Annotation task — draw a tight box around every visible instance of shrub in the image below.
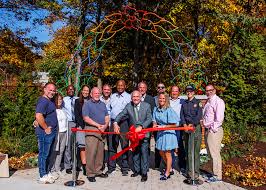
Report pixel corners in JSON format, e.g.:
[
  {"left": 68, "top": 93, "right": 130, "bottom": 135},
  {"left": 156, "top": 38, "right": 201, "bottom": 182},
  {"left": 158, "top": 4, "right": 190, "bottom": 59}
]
[{"left": 0, "top": 73, "right": 40, "bottom": 157}]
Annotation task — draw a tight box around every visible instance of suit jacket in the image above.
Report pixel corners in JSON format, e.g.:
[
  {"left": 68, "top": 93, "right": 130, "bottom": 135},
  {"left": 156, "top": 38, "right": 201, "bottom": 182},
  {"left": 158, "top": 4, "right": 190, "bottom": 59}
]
[
  {"left": 144, "top": 94, "right": 156, "bottom": 112},
  {"left": 74, "top": 98, "right": 85, "bottom": 128},
  {"left": 114, "top": 101, "right": 152, "bottom": 138}
]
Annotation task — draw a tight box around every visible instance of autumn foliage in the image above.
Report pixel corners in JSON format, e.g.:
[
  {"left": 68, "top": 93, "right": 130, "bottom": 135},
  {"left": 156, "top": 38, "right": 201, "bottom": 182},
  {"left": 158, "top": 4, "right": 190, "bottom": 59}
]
[{"left": 224, "top": 155, "right": 266, "bottom": 187}]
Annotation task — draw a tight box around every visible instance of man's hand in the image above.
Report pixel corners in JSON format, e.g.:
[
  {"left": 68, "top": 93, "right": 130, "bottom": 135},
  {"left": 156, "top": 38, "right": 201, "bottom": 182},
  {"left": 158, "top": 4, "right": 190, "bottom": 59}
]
[
  {"left": 135, "top": 126, "right": 143, "bottom": 133},
  {"left": 114, "top": 123, "right": 120, "bottom": 134},
  {"left": 153, "top": 124, "right": 164, "bottom": 128},
  {"left": 185, "top": 124, "right": 194, "bottom": 133},
  {"left": 44, "top": 126, "right": 52, "bottom": 134},
  {"left": 98, "top": 125, "right": 106, "bottom": 132},
  {"left": 33, "top": 120, "right": 39, "bottom": 128}
]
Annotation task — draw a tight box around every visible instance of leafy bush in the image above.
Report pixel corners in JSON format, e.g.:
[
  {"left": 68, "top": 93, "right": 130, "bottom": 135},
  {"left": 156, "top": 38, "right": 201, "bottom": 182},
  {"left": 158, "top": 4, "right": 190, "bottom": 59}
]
[
  {"left": 219, "top": 32, "right": 265, "bottom": 160},
  {"left": 0, "top": 73, "right": 40, "bottom": 157},
  {"left": 0, "top": 135, "right": 38, "bottom": 157}
]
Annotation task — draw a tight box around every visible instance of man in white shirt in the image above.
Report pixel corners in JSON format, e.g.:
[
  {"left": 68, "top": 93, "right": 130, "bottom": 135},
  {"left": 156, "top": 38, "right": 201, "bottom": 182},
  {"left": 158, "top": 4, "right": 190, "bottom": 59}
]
[
  {"left": 169, "top": 86, "right": 186, "bottom": 174},
  {"left": 100, "top": 84, "right": 112, "bottom": 115},
  {"left": 107, "top": 80, "right": 131, "bottom": 176},
  {"left": 100, "top": 84, "right": 112, "bottom": 170}
]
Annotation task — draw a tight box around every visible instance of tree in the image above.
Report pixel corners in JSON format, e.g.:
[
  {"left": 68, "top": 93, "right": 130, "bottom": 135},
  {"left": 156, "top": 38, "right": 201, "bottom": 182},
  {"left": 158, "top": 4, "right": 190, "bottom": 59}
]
[{"left": 0, "top": 28, "right": 40, "bottom": 84}]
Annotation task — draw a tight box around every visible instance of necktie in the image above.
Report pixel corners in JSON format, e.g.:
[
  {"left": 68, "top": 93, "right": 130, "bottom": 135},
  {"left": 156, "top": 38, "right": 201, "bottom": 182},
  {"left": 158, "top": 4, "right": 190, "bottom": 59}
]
[
  {"left": 134, "top": 105, "right": 139, "bottom": 121},
  {"left": 71, "top": 97, "right": 75, "bottom": 121}
]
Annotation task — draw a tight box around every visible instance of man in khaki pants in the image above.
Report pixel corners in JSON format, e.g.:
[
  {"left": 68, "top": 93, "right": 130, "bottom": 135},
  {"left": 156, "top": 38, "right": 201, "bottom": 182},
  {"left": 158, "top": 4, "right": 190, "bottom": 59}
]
[
  {"left": 203, "top": 84, "right": 225, "bottom": 183},
  {"left": 83, "top": 87, "right": 110, "bottom": 182}
]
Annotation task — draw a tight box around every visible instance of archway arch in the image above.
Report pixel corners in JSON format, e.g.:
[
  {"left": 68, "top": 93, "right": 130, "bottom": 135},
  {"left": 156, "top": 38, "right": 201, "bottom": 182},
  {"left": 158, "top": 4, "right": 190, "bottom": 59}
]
[{"left": 57, "top": 5, "right": 206, "bottom": 94}]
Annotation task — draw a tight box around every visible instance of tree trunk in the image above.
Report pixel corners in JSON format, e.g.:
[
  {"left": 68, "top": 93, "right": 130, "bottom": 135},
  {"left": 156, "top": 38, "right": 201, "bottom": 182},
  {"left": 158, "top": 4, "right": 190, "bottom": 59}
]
[
  {"left": 74, "top": 0, "right": 87, "bottom": 95},
  {"left": 74, "top": 34, "right": 83, "bottom": 95},
  {"left": 96, "top": 1, "right": 102, "bottom": 89}
]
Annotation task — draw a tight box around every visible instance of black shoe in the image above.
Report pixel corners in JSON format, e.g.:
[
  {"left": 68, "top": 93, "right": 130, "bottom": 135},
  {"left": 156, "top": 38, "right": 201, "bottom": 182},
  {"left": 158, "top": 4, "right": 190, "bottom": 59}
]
[
  {"left": 160, "top": 174, "right": 170, "bottom": 180},
  {"left": 160, "top": 169, "right": 174, "bottom": 176},
  {"left": 122, "top": 171, "right": 128, "bottom": 176},
  {"left": 66, "top": 169, "right": 72, "bottom": 174},
  {"left": 76, "top": 167, "right": 82, "bottom": 172},
  {"left": 95, "top": 173, "right": 108, "bottom": 178},
  {"left": 170, "top": 170, "right": 174, "bottom": 175},
  {"left": 87, "top": 177, "right": 96, "bottom": 182},
  {"left": 105, "top": 169, "right": 115, "bottom": 175},
  {"left": 141, "top": 174, "right": 148, "bottom": 182},
  {"left": 131, "top": 172, "right": 140, "bottom": 177}
]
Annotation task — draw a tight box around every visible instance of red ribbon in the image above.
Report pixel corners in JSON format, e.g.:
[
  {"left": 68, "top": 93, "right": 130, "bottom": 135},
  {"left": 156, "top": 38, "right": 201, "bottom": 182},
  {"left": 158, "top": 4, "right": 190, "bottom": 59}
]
[{"left": 71, "top": 126, "right": 195, "bottom": 160}]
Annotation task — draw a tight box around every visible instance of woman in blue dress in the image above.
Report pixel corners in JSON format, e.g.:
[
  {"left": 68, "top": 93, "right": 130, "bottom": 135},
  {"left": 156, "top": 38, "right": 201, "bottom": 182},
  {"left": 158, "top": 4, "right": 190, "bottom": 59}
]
[{"left": 153, "top": 93, "right": 179, "bottom": 180}]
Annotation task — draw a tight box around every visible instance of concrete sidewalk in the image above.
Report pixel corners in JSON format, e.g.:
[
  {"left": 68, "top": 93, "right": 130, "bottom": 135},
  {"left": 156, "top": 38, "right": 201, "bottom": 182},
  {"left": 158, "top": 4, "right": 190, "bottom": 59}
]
[{"left": 0, "top": 167, "right": 245, "bottom": 190}]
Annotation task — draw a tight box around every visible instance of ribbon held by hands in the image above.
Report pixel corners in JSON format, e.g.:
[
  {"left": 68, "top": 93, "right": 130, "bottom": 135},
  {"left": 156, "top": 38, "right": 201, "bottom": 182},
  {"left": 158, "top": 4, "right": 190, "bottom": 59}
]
[
  {"left": 110, "top": 125, "right": 195, "bottom": 160},
  {"left": 71, "top": 125, "right": 195, "bottom": 161}
]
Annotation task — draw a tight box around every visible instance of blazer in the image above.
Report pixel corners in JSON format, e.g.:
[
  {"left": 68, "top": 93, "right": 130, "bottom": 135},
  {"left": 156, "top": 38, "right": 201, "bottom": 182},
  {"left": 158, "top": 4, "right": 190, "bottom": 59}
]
[
  {"left": 144, "top": 94, "right": 156, "bottom": 112},
  {"left": 114, "top": 101, "right": 152, "bottom": 138},
  {"left": 74, "top": 98, "right": 85, "bottom": 129}
]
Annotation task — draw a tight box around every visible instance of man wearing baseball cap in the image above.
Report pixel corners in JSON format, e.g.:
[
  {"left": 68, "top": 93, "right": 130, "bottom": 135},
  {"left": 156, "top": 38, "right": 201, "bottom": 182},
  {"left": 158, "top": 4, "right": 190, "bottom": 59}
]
[{"left": 180, "top": 85, "right": 203, "bottom": 182}]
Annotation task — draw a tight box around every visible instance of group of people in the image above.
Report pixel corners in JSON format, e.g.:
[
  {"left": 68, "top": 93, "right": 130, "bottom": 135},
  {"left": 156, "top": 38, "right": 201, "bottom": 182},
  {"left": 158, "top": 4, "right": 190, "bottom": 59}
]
[{"left": 34, "top": 80, "right": 225, "bottom": 185}]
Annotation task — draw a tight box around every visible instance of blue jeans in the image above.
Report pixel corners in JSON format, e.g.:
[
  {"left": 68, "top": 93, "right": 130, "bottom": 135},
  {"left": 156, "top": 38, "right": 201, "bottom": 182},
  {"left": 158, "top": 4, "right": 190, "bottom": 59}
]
[{"left": 37, "top": 132, "right": 56, "bottom": 177}]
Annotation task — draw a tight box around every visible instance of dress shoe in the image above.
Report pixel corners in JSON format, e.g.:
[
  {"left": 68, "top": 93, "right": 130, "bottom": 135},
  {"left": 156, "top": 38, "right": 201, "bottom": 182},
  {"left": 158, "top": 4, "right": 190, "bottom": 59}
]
[
  {"left": 95, "top": 173, "right": 108, "bottom": 178},
  {"left": 66, "top": 169, "right": 72, "bottom": 174},
  {"left": 141, "top": 174, "right": 148, "bottom": 182},
  {"left": 122, "top": 171, "right": 128, "bottom": 176},
  {"left": 87, "top": 177, "right": 96, "bottom": 182},
  {"left": 131, "top": 172, "right": 140, "bottom": 177},
  {"left": 105, "top": 169, "right": 115, "bottom": 175}
]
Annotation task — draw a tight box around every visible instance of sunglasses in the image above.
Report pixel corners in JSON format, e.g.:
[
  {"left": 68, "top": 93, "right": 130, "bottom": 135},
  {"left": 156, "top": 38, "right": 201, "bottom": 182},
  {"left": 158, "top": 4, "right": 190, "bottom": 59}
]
[{"left": 157, "top": 86, "right": 165, "bottom": 89}]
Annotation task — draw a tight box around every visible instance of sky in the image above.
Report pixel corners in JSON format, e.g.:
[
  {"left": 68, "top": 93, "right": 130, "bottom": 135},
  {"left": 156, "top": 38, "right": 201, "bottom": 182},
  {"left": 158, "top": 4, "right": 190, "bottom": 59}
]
[{"left": 0, "top": 8, "right": 65, "bottom": 43}]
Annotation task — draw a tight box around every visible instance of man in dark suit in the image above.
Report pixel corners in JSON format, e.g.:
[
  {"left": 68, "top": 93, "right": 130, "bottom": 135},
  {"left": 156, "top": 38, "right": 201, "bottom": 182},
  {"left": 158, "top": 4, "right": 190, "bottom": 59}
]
[
  {"left": 138, "top": 82, "right": 164, "bottom": 169},
  {"left": 138, "top": 82, "right": 155, "bottom": 111},
  {"left": 114, "top": 90, "right": 152, "bottom": 182},
  {"left": 138, "top": 81, "right": 160, "bottom": 168}
]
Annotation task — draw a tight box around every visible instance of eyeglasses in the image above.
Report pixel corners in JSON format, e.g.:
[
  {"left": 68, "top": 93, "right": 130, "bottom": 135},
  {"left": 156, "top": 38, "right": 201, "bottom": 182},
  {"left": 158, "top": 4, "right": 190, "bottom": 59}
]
[
  {"left": 206, "top": 89, "right": 214, "bottom": 92},
  {"left": 157, "top": 86, "right": 165, "bottom": 89}
]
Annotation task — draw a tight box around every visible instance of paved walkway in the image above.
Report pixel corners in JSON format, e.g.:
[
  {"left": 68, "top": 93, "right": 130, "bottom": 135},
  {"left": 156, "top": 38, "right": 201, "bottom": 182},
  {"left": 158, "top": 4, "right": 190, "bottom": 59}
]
[
  {"left": 0, "top": 139, "right": 245, "bottom": 190},
  {"left": 0, "top": 167, "right": 245, "bottom": 190}
]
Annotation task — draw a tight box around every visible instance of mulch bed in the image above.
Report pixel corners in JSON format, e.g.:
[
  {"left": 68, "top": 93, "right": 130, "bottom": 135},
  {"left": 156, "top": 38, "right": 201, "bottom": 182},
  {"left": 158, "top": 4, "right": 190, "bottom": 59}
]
[{"left": 201, "top": 141, "right": 266, "bottom": 190}]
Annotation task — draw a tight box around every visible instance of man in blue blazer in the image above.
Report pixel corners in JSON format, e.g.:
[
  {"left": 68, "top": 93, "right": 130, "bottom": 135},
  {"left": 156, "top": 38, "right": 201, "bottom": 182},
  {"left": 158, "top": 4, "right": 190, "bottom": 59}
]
[{"left": 114, "top": 90, "right": 152, "bottom": 182}]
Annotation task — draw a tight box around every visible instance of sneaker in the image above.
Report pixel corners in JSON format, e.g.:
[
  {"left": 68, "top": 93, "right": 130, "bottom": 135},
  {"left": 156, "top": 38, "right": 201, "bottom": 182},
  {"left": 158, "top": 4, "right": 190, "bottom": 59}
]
[
  {"left": 206, "top": 176, "right": 222, "bottom": 183},
  {"left": 38, "top": 175, "right": 55, "bottom": 184},
  {"left": 48, "top": 172, "right": 59, "bottom": 180},
  {"left": 57, "top": 171, "right": 64, "bottom": 177}
]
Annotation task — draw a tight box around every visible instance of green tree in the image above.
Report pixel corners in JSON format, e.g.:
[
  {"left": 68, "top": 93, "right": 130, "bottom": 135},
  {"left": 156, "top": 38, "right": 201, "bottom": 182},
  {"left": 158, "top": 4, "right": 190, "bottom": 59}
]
[{"left": 0, "top": 72, "right": 40, "bottom": 156}]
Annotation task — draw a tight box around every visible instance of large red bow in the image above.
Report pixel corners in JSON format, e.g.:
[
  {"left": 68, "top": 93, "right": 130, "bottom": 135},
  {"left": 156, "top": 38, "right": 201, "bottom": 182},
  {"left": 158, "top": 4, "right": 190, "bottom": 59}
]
[
  {"left": 72, "top": 126, "right": 195, "bottom": 160},
  {"left": 110, "top": 125, "right": 146, "bottom": 160}
]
